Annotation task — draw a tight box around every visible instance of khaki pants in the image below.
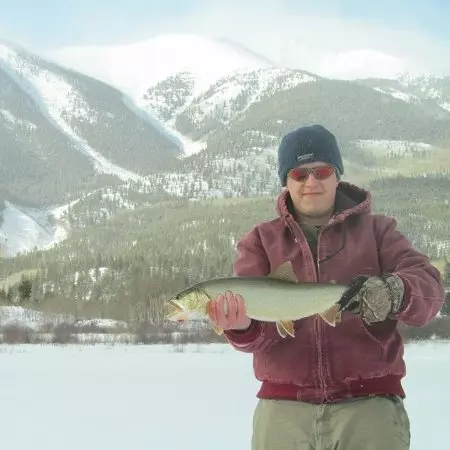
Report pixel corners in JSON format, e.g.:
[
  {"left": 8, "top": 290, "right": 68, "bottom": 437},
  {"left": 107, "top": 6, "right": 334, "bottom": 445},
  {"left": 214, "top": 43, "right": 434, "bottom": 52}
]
[{"left": 252, "top": 396, "right": 410, "bottom": 450}]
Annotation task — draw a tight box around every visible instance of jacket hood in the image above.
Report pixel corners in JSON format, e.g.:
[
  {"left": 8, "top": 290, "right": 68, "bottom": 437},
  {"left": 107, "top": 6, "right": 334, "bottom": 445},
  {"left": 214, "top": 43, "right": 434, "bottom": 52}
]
[{"left": 275, "top": 181, "right": 372, "bottom": 225}]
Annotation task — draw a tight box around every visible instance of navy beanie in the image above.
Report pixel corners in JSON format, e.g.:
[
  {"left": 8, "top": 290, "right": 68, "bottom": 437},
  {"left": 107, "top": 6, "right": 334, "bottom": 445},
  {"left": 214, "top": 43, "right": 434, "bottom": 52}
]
[{"left": 277, "top": 125, "right": 344, "bottom": 186}]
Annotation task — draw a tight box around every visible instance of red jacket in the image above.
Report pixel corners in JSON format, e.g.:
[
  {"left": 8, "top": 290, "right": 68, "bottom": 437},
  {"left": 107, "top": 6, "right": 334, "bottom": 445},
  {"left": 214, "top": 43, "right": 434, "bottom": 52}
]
[{"left": 224, "top": 182, "right": 445, "bottom": 404}]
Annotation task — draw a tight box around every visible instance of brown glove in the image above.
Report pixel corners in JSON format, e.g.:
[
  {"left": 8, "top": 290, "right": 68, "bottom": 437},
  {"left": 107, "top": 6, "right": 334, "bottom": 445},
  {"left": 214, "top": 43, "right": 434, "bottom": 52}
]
[{"left": 343, "top": 274, "right": 405, "bottom": 324}]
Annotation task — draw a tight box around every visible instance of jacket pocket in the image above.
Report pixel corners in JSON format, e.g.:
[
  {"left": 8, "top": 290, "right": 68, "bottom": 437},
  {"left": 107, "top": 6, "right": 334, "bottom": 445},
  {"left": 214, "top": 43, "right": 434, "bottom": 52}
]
[
  {"left": 357, "top": 317, "right": 398, "bottom": 348},
  {"left": 358, "top": 320, "right": 384, "bottom": 347},
  {"left": 256, "top": 321, "right": 315, "bottom": 385}
]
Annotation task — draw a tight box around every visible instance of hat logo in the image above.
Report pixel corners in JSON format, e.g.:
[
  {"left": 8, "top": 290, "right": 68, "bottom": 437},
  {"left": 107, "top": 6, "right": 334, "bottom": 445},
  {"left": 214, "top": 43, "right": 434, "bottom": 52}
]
[{"left": 297, "top": 152, "right": 314, "bottom": 162}]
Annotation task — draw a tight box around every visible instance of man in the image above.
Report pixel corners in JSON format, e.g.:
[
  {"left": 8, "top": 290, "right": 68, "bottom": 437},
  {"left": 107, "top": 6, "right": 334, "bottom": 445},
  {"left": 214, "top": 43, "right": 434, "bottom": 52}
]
[{"left": 207, "top": 125, "right": 445, "bottom": 450}]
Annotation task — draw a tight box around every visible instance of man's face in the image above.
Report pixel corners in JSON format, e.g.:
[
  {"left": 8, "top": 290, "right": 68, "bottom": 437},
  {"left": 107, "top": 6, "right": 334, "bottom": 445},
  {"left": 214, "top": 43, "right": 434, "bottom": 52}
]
[{"left": 286, "top": 161, "right": 339, "bottom": 220}]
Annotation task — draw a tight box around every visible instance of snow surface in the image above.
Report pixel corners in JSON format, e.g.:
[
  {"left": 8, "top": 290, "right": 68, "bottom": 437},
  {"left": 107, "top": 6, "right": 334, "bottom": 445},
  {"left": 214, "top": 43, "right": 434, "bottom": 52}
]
[
  {"left": 0, "top": 108, "right": 37, "bottom": 130},
  {"left": 0, "top": 201, "right": 69, "bottom": 257},
  {"left": 398, "top": 75, "right": 450, "bottom": 111},
  {"left": 0, "top": 198, "right": 87, "bottom": 258},
  {"left": 121, "top": 93, "right": 202, "bottom": 157},
  {"left": 0, "top": 341, "right": 447, "bottom": 449},
  {"left": 0, "top": 306, "right": 127, "bottom": 331},
  {"left": 0, "top": 306, "right": 72, "bottom": 330},
  {"left": 373, "top": 87, "right": 420, "bottom": 103},
  {"left": 355, "top": 139, "right": 436, "bottom": 155}
]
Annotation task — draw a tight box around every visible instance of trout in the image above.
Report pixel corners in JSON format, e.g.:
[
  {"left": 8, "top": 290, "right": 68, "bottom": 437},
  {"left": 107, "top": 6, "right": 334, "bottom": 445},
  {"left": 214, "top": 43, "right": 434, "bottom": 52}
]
[{"left": 165, "top": 261, "right": 366, "bottom": 338}]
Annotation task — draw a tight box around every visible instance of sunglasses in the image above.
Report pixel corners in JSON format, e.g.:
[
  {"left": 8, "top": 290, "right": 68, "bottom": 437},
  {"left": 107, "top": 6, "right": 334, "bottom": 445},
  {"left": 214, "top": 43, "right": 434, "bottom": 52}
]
[{"left": 287, "top": 165, "right": 335, "bottom": 182}]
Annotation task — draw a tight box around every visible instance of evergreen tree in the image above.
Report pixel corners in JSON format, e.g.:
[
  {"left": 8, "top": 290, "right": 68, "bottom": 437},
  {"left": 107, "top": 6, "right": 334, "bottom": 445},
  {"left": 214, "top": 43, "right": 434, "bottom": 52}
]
[{"left": 18, "top": 276, "right": 32, "bottom": 303}]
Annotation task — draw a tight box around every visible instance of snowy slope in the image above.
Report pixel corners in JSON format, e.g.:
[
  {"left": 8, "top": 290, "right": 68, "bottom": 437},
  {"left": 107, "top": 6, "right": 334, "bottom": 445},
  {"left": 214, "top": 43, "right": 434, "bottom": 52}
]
[
  {"left": 0, "top": 200, "right": 70, "bottom": 257},
  {"left": 141, "top": 67, "right": 316, "bottom": 128},
  {"left": 356, "top": 73, "right": 450, "bottom": 113},
  {"left": 0, "top": 42, "right": 146, "bottom": 183},
  {"left": 0, "top": 40, "right": 181, "bottom": 251},
  {"left": 137, "top": 66, "right": 317, "bottom": 157},
  {"left": 399, "top": 73, "right": 450, "bottom": 112}
]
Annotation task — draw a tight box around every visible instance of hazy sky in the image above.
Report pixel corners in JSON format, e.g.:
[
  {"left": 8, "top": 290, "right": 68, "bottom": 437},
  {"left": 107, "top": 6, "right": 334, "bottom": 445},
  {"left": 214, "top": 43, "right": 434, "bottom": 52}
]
[{"left": 1, "top": 0, "right": 449, "bottom": 76}]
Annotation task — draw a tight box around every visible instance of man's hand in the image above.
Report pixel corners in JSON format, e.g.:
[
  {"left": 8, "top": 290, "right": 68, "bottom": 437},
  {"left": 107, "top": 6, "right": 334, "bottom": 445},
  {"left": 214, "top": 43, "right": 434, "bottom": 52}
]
[
  {"left": 207, "top": 291, "right": 252, "bottom": 331},
  {"left": 344, "top": 274, "right": 405, "bottom": 324}
]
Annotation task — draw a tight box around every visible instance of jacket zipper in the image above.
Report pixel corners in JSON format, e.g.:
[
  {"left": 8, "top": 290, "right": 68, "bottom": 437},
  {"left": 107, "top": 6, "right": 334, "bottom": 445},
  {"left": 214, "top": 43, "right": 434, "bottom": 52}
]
[
  {"left": 289, "top": 218, "right": 328, "bottom": 401},
  {"left": 315, "top": 228, "right": 326, "bottom": 402}
]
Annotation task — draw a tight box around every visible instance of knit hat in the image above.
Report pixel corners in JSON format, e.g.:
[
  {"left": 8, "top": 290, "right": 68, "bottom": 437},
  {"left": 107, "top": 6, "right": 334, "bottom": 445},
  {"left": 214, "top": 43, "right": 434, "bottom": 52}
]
[{"left": 277, "top": 125, "right": 344, "bottom": 186}]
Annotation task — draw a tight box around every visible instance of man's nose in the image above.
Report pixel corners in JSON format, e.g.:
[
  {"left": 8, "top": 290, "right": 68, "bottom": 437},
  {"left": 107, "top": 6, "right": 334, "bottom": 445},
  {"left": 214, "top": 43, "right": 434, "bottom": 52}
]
[{"left": 304, "top": 172, "right": 320, "bottom": 186}]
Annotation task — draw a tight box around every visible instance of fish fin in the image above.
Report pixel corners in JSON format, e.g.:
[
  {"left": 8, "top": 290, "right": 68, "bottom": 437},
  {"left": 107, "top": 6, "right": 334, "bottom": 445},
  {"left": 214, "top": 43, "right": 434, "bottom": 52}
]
[
  {"left": 319, "top": 304, "right": 341, "bottom": 327},
  {"left": 268, "top": 261, "right": 297, "bottom": 283},
  {"left": 211, "top": 324, "right": 224, "bottom": 336},
  {"left": 276, "top": 320, "right": 295, "bottom": 338},
  {"left": 276, "top": 321, "right": 287, "bottom": 338}
]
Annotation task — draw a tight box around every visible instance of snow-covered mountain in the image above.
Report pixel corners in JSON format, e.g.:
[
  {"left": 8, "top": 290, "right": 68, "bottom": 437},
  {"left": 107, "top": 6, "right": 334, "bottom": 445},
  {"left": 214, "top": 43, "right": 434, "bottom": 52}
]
[
  {"left": 48, "top": 34, "right": 418, "bottom": 91},
  {"left": 49, "top": 33, "right": 273, "bottom": 102},
  {"left": 48, "top": 33, "right": 280, "bottom": 156},
  {"left": 139, "top": 66, "right": 318, "bottom": 155},
  {"left": 48, "top": 33, "right": 450, "bottom": 152},
  {"left": 1, "top": 34, "right": 450, "bottom": 257},
  {"left": 356, "top": 74, "right": 450, "bottom": 114},
  {"left": 0, "top": 39, "right": 180, "bottom": 204},
  {"left": 0, "top": 39, "right": 182, "bottom": 256}
]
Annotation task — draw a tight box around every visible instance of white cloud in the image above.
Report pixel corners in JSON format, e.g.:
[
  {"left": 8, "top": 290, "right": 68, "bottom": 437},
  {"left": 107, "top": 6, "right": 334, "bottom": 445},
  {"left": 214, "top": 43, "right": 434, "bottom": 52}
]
[{"left": 129, "top": 0, "right": 450, "bottom": 79}]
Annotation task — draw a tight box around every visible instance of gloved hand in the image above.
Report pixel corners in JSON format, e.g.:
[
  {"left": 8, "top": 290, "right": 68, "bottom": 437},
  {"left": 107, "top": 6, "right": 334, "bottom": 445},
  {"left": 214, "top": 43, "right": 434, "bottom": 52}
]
[
  {"left": 207, "top": 291, "right": 252, "bottom": 331},
  {"left": 342, "top": 274, "right": 405, "bottom": 324}
]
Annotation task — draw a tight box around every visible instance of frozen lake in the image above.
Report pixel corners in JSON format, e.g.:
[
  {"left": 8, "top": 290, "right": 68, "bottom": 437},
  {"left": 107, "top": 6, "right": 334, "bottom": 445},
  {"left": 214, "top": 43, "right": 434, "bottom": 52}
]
[{"left": 0, "top": 340, "right": 448, "bottom": 450}]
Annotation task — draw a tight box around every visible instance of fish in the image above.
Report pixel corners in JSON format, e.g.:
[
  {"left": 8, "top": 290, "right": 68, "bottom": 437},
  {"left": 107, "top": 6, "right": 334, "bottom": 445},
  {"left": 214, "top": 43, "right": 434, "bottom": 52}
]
[{"left": 165, "top": 261, "right": 367, "bottom": 338}]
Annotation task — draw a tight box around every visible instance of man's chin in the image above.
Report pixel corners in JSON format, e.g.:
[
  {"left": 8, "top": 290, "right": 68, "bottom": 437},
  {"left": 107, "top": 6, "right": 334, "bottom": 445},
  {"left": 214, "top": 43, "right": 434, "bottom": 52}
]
[{"left": 299, "top": 208, "right": 333, "bottom": 219}]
